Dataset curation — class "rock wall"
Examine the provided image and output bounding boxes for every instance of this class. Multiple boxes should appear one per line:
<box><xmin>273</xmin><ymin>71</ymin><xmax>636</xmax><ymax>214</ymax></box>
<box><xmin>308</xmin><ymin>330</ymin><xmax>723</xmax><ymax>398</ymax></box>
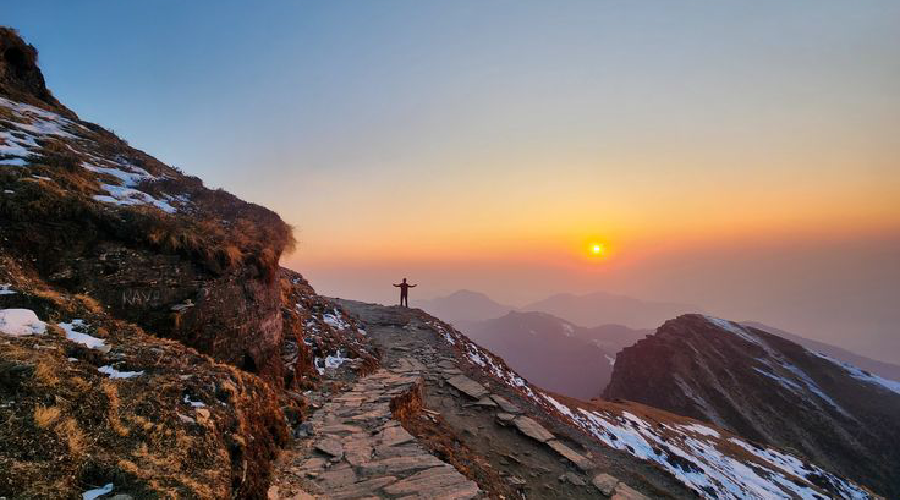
<box><xmin>56</xmin><ymin>243</ymin><xmax>285</xmax><ymax>385</ymax></box>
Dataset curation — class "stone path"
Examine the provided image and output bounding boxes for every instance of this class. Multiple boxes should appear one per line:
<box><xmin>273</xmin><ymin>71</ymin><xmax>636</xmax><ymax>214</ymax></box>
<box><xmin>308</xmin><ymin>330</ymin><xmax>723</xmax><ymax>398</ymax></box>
<box><xmin>269</xmin><ymin>357</ymin><xmax>480</xmax><ymax>499</ymax></box>
<box><xmin>271</xmin><ymin>302</ymin><xmax>650</xmax><ymax>499</ymax></box>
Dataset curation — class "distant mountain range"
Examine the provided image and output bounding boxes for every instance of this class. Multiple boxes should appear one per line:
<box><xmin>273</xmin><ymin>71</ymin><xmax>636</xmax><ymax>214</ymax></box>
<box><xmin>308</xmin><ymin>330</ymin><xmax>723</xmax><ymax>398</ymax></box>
<box><xmin>522</xmin><ymin>291</ymin><xmax>702</xmax><ymax>329</ymax></box>
<box><xmin>416</xmin><ymin>289</ymin><xmax>700</xmax><ymax>329</ymax></box>
<box><xmin>413</xmin><ymin>289</ymin><xmax>514</xmax><ymax>323</ymax></box>
<box><xmin>605</xmin><ymin>314</ymin><xmax>900</xmax><ymax>497</ymax></box>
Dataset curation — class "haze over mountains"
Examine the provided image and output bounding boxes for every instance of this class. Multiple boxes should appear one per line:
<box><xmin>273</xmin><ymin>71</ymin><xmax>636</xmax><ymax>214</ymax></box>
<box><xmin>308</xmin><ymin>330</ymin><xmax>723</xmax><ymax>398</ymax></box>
<box><xmin>416</xmin><ymin>289</ymin><xmax>700</xmax><ymax>329</ymax></box>
<box><xmin>423</xmin><ymin>289</ymin><xmax>900</xmax><ymax>405</ymax></box>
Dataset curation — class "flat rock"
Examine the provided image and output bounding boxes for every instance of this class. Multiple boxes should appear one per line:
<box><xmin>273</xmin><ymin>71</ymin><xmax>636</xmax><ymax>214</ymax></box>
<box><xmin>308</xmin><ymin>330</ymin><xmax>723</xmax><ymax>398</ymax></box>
<box><xmin>328</xmin><ymin>476</ymin><xmax>398</xmax><ymax>499</ymax></box>
<box><xmin>490</xmin><ymin>395</ymin><xmax>521</xmax><ymax>414</ymax></box>
<box><xmin>382</xmin><ymin>465</ymin><xmax>479</xmax><ymax>498</ymax></box>
<box><xmin>613</xmin><ymin>483</ymin><xmax>649</xmax><ymax>500</ymax></box>
<box><xmin>560</xmin><ymin>472</ymin><xmax>586</xmax><ymax>486</ymax></box>
<box><xmin>547</xmin><ymin>439</ymin><xmax>593</xmax><ymax>471</ymax></box>
<box><xmin>315</xmin><ymin>435</ymin><xmax>344</xmax><ymax>458</ymax></box>
<box><xmin>513</xmin><ymin>416</ymin><xmax>554</xmax><ymax>443</ymax></box>
<box><xmin>496</xmin><ymin>413</ymin><xmax>516</xmax><ymax>423</ymax></box>
<box><xmin>592</xmin><ymin>473</ymin><xmax>618</xmax><ymax>495</ymax></box>
<box><xmin>446</xmin><ymin>375</ymin><xmax>487</xmax><ymax>399</ymax></box>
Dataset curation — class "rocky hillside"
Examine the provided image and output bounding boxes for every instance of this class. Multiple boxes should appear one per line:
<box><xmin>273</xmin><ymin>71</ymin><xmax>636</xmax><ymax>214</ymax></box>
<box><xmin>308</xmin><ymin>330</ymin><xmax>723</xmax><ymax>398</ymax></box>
<box><xmin>604</xmin><ymin>314</ymin><xmax>900</xmax><ymax>498</ymax></box>
<box><xmin>0</xmin><ymin>27</ymin><xmax>379</xmax><ymax>498</ymax></box>
<box><xmin>270</xmin><ymin>302</ymin><xmax>875</xmax><ymax>499</ymax></box>
<box><xmin>464</xmin><ymin>311</ymin><xmax>616</xmax><ymax>399</ymax></box>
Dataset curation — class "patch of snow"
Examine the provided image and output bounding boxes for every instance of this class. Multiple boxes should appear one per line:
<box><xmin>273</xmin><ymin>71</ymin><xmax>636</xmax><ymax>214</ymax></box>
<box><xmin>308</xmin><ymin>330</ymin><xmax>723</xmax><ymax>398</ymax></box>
<box><xmin>752</xmin><ymin>366</ymin><xmax>803</xmax><ymax>392</ymax></box>
<box><xmin>82</xmin><ymin>483</ymin><xmax>114</xmax><ymax>500</ymax></box>
<box><xmin>680</xmin><ymin>423</ymin><xmax>720</xmax><ymax>437</ymax></box>
<box><xmin>0</xmin><ymin>283</ymin><xmax>16</xmax><ymax>295</ymax></box>
<box><xmin>99</xmin><ymin>365</ymin><xmax>144</xmax><ymax>379</ymax></box>
<box><xmin>781</xmin><ymin>362</ymin><xmax>847</xmax><ymax>414</ymax></box>
<box><xmin>604</xmin><ymin>354</ymin><xmax>615</xmax><ymax>366</ymax></box>
<box><xmin>0</xmin><ymin>157</ymin><xmax>27</xmax><ymax>167</ymax></box>
<box><xmin>82</xmin><ymin>161</ymin><xmax>154</xmax><ymax>186</ymax></box>
<box><xmin>0</xmin><ymin>309</ymin><xmax>47</xmax><ymax>336</ymax></box>
<box><xmin>183</xmin><ymin>395</ymin><xmax>205</xmax><ymax>408</ymax></box>
<box><xmin>93</xmin><ymin>183</ymin><xmax>177</xmax><ymax>213</ymax></box>
<box><xmin>814</xmin><ymin>352</ymin><xmax>900</xmax><ymax>396</ymax></box>
<box><xmin>562</xmin><ymin>323</ymin><xmax>575</xmax><ymax>337</ymax></box>
<box><xmin>704</xmin><ymin>315</ymin><xmax>762</xmax><ymax>345</ymax></box>
<box><xmin>3</xmin><ymin>189</ymin><xmax>14</xmax><ymax>194</ymax></box>
<box><xmin>60</xmin><ymin>319</ymin><xmax>106</xmax><ymax>349</ymax></box>
<box><xmin>322</xmin><ymin>309</ymin><xmax>350</xmax><ymax>330</ymax></box>
<box><xmin>315</xmin><ymin>351</ymin><xmax>353</xmax><ymax>375</ymax></box>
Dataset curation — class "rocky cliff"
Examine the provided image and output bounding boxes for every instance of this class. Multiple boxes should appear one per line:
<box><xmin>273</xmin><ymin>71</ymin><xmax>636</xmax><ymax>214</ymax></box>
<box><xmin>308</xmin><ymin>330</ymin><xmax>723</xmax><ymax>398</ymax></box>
<box><xmin>0</xmin><ymin>26</ymin><xmax>294</xmax><ymax>385</ymax></box>
<box><xmin>604</xmin><ymin>314</ymin><xmax>900</xmax><ymax>497</ymax></box>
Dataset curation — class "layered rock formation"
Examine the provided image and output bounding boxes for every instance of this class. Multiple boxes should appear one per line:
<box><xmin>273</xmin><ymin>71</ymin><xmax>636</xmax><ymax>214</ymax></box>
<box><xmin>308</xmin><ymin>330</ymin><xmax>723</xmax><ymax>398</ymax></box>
<box><xmin>605</xmin><ymin>314</ymin><xmax>900</xmax><ymax>497</ymax></box>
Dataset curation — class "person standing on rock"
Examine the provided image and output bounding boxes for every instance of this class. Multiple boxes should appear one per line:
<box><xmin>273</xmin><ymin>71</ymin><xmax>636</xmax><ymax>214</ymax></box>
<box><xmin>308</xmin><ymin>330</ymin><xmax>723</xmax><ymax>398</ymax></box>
<box><xmin>393</xmin><ymin>278</ymin><xmax>417</xmax><ymax>307</ymax></box>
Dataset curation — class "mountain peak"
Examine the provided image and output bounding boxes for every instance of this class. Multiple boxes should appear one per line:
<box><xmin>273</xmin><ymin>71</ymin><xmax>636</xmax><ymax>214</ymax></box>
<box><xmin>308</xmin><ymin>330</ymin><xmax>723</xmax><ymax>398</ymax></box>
<box><xmin>0</xmin><ymin>27</ymin><xmax>64</xmax><ymax>112</ymax></box>
<box><xmin>605</xmin><ymin>313</ymin><xmax>900</xmax><ymax>497</ymax></box>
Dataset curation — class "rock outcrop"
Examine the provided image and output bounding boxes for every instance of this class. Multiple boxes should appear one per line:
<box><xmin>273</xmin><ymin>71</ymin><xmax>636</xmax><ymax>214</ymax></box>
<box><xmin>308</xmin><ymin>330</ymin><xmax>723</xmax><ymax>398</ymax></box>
<box><xmin>604</xmin><ymin>314</ymin><xmax>900</xmax><ymax>498</ymax></box>
<box><xmin>1</xmin><ymin>26</ymin><xmax>294</xmax><ymax>385</ymax></box>
<box><xmin>0</xmin><ymin>266</ymin><xmax>287</xmax><ymax>498</ymax></box>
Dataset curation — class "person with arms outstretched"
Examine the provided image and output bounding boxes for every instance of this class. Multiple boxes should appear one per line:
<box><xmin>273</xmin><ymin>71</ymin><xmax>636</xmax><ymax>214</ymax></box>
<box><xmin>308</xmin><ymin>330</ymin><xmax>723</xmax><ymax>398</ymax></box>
<box><xmin>393</xmin><ymin>278</ymin><xmax>417</xmax><ymax>307</ymax></box>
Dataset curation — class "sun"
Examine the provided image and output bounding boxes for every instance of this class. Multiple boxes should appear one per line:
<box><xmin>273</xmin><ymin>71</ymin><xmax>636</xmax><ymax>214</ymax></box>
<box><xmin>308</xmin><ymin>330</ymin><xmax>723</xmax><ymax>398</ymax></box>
<box><xmin>591</xmin><ymin>243</ymin><xmax>604</xmax><ymax>256</ymax></box>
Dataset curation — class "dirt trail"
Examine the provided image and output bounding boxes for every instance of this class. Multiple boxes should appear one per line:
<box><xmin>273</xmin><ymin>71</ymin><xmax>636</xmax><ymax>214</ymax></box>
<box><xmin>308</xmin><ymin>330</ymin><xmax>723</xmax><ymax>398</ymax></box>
<box><xmin>271</xmin><ymin>301</ymin><xmax>686</xmax><ymax>499</ymax></box>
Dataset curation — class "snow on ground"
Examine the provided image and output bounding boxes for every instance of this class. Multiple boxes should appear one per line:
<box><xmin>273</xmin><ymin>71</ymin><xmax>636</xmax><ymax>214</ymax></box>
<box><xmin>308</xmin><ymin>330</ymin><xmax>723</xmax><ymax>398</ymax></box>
<box><xmin>814</xmin><ymin>352</ymin><xmax>900</xmax><ymax>396</ymax></box>
<box><xmin>604</xmin><ymin>354</ymin><xmax>615</xmax><ymax>366</ymax></box>
<box><xmin>183</xmin><ymin>395</ymin><xmax>206</xmax><ymax>408</ymax></box>
<box><xmin>82</xmin><ymin>483</ymin><xmax>114</xmax><ymax>500</ymax></box>
<box><xmin>562</xmin><ymin>323</ymin><xmax>575</xmax><ymax>337</ymax></box>
<box><xmin>780</xmin><ymin>362</ymin><xmax>847</xmax><ymax>414</ymax></box>
<box><xmin>314</xmin><ymin>350</ymin><xmax>353</xmax><ymax>375</ymax></box>
<box><xmin>99</xmin><ymin>365</ymin><xmax>144</xmax><ymax>379</ymax></box>
<box><xmin>546</xmin><ymin>400</ymin><xmax>869</xmax><ymax>499</ymax></box>
<box><xmin>322</xmin><ymin>309</ymin><xmax>350</xmax><ymax>331</ymax></box>
<box><xmin>704</xmin><ymin>315</ymin><xmax>765</xmax><ymax>346</ymax></box>
<box><xmin>458</xmin><ymin>323</ymin><xmax>871</xmax><ymax>499</ymax></box>
<box><xmin>1</xmin><ymin>96</ymin><xmax>188</xmax><ymax>213</ymax></box>
<box><xmin>59</xmin><ymin>319</ymin><xmax>107</xmax><ymax>349</ymax></box>
<box><xmin>0</xmin><ymin>283</ymin><xmax>16</xmax><ymax>295</ymax></box>
<box><xmin>679</xmin><ymin>423</ymin><xmax>720</xmax><ymax>437</ymax></box>
<box><xmin>0</xmin><ymin>309</ymin><xmax>47</xmax><ymax>336</ymax></box>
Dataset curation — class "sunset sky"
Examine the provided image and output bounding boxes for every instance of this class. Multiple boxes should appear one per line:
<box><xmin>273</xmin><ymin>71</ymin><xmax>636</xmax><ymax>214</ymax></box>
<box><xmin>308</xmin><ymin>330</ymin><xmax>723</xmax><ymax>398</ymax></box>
<box><xmin>6</xmin><ymin>1</ymin><xmax>899</xmax><ymax>361</ymax></box>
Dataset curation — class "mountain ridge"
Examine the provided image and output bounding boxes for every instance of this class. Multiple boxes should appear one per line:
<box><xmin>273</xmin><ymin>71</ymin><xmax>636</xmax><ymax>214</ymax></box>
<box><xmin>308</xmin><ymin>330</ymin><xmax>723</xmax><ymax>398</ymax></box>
<box><xmin>604</xmin><ymin>314</ymin><xmax>900</xmax><ymax>497</ymax></box>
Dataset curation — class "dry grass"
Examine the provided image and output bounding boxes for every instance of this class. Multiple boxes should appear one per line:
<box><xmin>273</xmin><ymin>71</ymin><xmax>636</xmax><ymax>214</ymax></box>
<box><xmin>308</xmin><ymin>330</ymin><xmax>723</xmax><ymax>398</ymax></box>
<box><xmin>56</xmin><ymin>417</ymin><xmax>86</xmax><ymax>456</ymax></box>
<box><xmin>33</xmin><ymin>360</ymin><xmax>59</xmax><ymax>386</ymax></box>
<box><xmin>33</xmin><ymin>406</ymin><xmax>62</xmax><ymax>428</ymax></box>
<box><xmin>102</xmin><ymin>381</ymin><xmax>129</xmax><ymax>437</ymax></box>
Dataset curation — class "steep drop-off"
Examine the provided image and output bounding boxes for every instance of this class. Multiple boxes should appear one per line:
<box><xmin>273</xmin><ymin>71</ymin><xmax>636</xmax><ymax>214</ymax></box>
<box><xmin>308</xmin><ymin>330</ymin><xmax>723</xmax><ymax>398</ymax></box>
<box><xmin>604</xmin><ymin>314</ymin><xmax>900</xmax><ymax>498</ymax></box>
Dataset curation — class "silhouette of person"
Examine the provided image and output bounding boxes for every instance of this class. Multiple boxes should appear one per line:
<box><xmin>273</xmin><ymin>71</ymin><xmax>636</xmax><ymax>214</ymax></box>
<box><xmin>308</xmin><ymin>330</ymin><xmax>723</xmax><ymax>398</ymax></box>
<box><xmin>393</xmin><ymin>278</ymin><xmax>417</xmax><ymax>307</ymax></box>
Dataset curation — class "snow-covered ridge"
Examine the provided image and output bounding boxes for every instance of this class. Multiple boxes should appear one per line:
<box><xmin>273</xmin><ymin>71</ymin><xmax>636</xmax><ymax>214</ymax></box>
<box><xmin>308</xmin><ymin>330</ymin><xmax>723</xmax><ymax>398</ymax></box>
<box><xmin>540</xmin><ymin>395</ymin><xmax>869</xmax><ymax>499</ymax></box>
<box><xmin>432</xmin><ymin>318</ymin><xmax>873</xmax><ymax>499</ymax></box>
<box><xmin>1</xmin><ymin>96</ymin><xmax>189</xmax><ymax>213</ymax></box>
<box><xmin>814</xmin><ymin>351</ymin><xmax>900</xmax><ymax>396</ymax></box>
<box><xmin>705</xmin><ymin>316</ymin><xmax>851</xmax><ymax>415</ymax></box>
